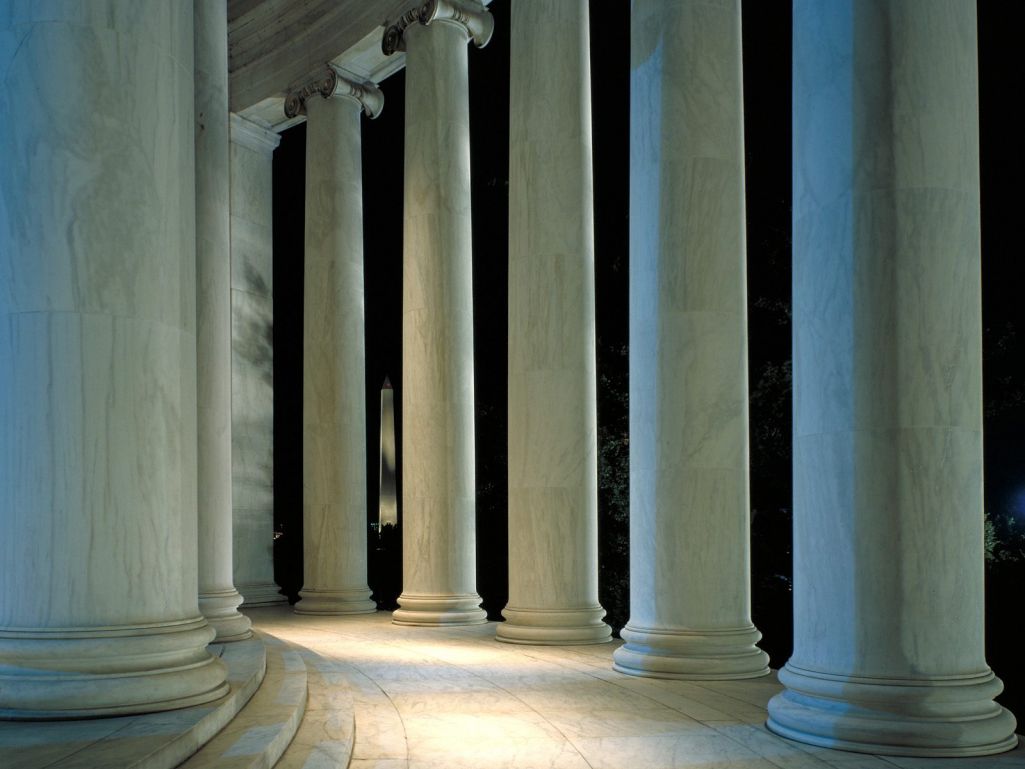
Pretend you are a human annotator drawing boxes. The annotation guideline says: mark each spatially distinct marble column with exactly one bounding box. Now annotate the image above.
[498,0,611,645]
[229,114,284,606]
[0,1,228,716]
[766,1,1017,756]
[382,0,492,626]
[288,70,381,615]
[195,0,252,643]
[612,0,767,679]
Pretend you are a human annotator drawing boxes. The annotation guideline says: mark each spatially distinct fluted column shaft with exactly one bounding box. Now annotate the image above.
[766,1,1017,756]
[229,115,284,607]
[612,0,767,679]
[392,9,487,626]
[195,0,252,642]
[499,0,610,645]
[0,0,227,716]
[297,80,377,615]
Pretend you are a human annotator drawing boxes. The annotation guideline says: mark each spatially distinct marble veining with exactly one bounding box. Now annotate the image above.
[502,0,609,645]
[768,1,1016,757]
[394,11,485,626]
[614,0,767,681]
[297,90,376,615]
[229,114,283,606]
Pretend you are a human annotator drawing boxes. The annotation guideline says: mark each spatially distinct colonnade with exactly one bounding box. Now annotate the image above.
[0,0,1016,758]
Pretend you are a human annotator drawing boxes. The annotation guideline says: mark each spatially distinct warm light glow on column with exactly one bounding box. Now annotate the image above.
[499,0,611,645]
[385,0,492,626]
[293,69,381,616]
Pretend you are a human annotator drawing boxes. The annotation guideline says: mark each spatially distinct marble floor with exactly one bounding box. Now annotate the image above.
[250,606,1025,769]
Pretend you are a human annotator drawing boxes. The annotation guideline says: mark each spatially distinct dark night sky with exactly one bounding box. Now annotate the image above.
[272,0,1025,722]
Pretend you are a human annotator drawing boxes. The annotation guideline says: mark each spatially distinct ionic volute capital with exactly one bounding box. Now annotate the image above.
[284,66,384,120]
[382,0,494,56]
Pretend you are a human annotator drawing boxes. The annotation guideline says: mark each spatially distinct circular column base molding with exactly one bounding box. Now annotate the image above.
[392,593,487,626]
[295,587,377,615]
[0,616,228,719]
[238,582,287,607]
[496,606,611,645]
[199,588,253,642]
[766,662,1019,757]
[612,623,769,680]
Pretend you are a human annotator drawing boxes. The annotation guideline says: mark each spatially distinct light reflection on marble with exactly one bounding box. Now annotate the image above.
[395,17,484,626]
[247,607,1025,769]
[502,0,609,647]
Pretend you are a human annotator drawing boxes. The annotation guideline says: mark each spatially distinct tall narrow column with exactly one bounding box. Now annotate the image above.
[767,2,1017,756]
[612,0,767,678]
[229,114,284,607]
[195,0,252,642]
[383,0,493,626]
[289,70,382,615]
[499,0,610,645]
[0,1,228,716]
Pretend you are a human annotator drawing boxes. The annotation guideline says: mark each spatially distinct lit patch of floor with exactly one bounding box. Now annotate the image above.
[249,606,1025,769]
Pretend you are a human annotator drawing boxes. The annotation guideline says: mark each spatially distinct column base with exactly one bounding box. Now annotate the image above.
[497,605,611,645]
[199,588,253,642]
[0,616,228,719]
[392,593,486,626]
[238,582,287,607]
[612,623,769,680]
[766,662,1019,757]
[295,587,377,615]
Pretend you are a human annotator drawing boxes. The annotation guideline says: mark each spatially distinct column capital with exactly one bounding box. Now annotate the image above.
[382,0,494,56]
[283,67,384,120]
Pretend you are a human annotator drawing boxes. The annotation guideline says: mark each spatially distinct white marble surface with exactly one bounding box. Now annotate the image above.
[615,0,766,680]
[298,87,376,615]
[395,18,485,626]
[768,0,1017,757]
[195,0,251,643]
[229,114,283,606]
[0,636,266,769]
[247,607,1025,769]
[501,0,609,645]
[0,0,227,716]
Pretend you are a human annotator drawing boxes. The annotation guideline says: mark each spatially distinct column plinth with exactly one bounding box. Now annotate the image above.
[766,1,1016,756]
[613,626,766,680]
[385,2,490,627]
[499,0,610,647]
[292,70,379,616]
[0,619,224,719]
[770,665,1015,757]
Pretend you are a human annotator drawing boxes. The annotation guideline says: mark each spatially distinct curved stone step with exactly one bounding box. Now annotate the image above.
[271,648,357,769]
[0,635,267,769]
[179,633,307,769]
